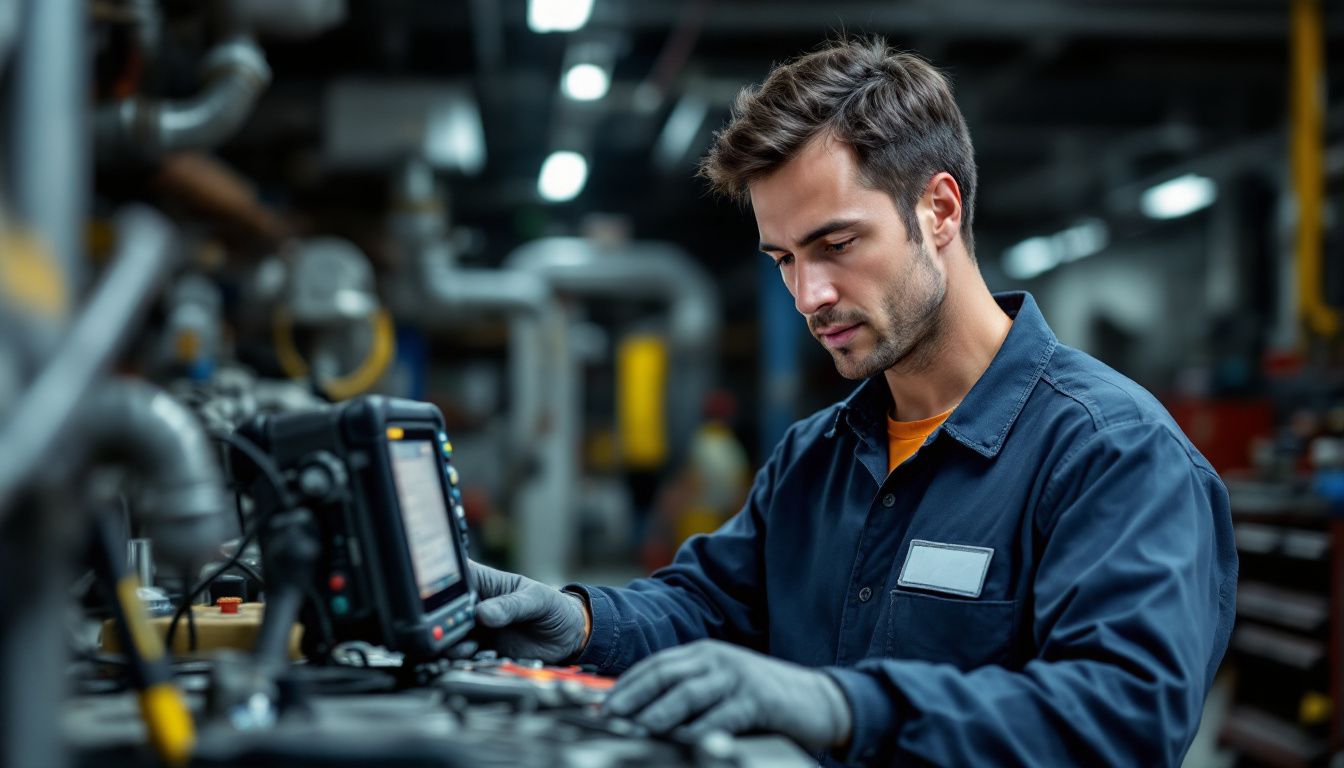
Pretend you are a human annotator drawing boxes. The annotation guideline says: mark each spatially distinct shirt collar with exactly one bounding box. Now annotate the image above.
[827,291,1057,458]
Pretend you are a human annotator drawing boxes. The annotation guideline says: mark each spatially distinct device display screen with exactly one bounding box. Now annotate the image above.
[387,439,462,603]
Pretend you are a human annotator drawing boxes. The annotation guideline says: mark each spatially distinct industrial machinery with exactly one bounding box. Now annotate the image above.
[0,1,786,764]
[56,393,806,768]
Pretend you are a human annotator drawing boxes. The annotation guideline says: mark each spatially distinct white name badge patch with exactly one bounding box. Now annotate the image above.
[897,540,995,598]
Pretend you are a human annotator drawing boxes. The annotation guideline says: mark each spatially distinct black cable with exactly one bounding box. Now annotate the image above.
[165,524,259,652]
[232,479,248,536]
[302,581,337,659]
[166,430,290,653]
[209,429,293,512]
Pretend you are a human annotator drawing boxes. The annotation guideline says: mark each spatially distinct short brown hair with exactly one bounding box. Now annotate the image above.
[700,37,977,252]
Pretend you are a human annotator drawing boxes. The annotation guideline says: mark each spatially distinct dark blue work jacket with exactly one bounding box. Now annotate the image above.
[571,292,1237,766]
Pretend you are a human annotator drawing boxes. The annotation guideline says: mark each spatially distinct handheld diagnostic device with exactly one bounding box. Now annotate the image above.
[235,396,475,660]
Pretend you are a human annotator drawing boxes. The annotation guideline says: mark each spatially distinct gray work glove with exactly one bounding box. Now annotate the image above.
[469,561,590,664]
[603,639,853,752]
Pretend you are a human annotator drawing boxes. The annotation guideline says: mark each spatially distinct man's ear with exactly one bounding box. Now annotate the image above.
[922,172,963,250]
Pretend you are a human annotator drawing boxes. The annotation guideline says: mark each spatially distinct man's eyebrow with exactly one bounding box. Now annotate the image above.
[758,218,862,253]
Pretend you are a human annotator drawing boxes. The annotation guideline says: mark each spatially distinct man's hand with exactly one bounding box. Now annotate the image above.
[603,639,852,751]
[469,561,591,664]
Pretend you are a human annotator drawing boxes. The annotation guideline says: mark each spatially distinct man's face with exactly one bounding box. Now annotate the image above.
[750,135,947,379]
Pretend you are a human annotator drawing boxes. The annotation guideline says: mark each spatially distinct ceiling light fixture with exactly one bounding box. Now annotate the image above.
[1002,219,1109,280]
[562,63,610,101]
[538,151,588,202]
[528,0,594,33]
[1140,173,1217,219]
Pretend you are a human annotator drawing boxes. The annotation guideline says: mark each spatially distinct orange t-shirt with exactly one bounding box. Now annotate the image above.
[887,408,954,475]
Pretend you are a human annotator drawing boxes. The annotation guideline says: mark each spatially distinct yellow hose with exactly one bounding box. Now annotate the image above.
[273,307,396,401]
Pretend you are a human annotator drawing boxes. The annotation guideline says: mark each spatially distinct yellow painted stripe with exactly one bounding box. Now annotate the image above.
[1291,0,1338,338]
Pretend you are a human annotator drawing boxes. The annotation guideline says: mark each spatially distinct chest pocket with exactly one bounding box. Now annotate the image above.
[886,590,1020,670]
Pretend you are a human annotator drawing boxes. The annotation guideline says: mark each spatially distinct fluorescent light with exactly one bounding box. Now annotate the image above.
[538,151,588,202]
[528,0,593,33]
[1002,219,1109,280]
[1003,236,1058,280]
[1140,173,1217,219]
[1055,218,1108,263]
[562,63,610,101]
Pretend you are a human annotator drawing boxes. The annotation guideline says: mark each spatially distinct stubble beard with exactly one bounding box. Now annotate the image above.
[824,241,947,380]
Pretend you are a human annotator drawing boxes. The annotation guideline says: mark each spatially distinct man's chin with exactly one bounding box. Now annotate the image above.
[829,349,880,380]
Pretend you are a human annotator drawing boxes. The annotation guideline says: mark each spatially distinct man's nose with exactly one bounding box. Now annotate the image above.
[792,260,838,317]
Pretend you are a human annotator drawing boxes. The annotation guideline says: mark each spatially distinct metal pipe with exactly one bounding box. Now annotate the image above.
[504,236,720,454]
[504,237,720,583]
[388,160,572,580]
[504,237,718,350]
[0,1,22,79]
[387,160,554,458]
[95,36,272,157]
[82,379,230,566]
[127,0,161,66]
[0,206,177,520]
[414,246,551,318]
[395,255,567,582]
[0,507,68,768]
[7,0,88,299]
[227,0,346,39]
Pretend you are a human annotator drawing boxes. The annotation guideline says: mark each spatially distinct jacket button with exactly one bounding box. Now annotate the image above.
[881,493,896,508]
[858,587,872,602]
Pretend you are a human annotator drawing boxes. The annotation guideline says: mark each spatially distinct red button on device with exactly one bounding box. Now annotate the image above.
[432,626,444,641]
[328,573,347,592]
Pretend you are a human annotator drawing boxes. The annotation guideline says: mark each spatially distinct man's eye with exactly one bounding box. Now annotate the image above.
[773,254,794,269]
[825,239,855,253]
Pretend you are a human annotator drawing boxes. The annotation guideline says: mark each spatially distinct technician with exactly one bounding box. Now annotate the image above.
[468,37,1237,766]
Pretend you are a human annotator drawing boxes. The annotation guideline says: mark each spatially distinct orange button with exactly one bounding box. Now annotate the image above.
[217,597,242,614]
[432,625,444,641]
[328,572,347,592]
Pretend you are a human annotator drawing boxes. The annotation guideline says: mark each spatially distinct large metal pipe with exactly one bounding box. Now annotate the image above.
[387,160,576,581]
[81,379,230,566]
[504,236,720,456]
[503,237,719,583]
[0,505,68,768]
[127,0,162,66]
[94,0,347,158]
[7,0,88,299]
[227,0,347,39]
[395,256,570,583]
[95,35,272,158]
[387,160,555,459]
[0,206,177,520]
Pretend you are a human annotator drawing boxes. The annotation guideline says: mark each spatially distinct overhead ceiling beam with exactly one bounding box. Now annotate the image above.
[563,2,1340,41]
